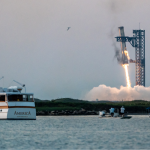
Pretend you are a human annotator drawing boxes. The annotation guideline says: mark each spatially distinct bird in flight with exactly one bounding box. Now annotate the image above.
[67,27,71,31]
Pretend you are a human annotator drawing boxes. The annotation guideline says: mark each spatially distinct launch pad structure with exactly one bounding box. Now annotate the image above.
[115,27,145,86]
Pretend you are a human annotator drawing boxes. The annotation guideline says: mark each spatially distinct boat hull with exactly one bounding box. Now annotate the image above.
[0,108,36,120]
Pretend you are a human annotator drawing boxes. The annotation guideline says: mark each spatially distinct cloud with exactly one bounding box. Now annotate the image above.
[84,84,150,101]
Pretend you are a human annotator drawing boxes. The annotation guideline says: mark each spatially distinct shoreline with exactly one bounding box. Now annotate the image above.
[36,113,149,116]
[127,113,149,115]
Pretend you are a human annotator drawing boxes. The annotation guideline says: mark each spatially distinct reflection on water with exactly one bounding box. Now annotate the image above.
[0,115,150,149]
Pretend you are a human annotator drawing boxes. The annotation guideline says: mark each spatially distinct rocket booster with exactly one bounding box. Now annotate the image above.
[118,27,128,64]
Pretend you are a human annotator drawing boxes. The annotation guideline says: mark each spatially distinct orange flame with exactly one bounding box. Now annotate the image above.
[122,50,131,88]
[122,64,131,88]
[124,50,130,60]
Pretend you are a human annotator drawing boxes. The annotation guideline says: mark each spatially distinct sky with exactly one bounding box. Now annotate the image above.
[0,0,150,100]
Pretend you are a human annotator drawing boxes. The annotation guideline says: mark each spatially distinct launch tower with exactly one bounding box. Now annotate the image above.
[115,28,145,86]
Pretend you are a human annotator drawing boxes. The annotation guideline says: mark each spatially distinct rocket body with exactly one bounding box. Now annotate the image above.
[118,27,129,64]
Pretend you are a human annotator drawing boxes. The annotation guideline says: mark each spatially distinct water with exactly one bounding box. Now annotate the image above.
[0,115,150,149]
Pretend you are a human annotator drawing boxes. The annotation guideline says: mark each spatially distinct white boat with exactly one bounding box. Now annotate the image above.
[0,86,36,120]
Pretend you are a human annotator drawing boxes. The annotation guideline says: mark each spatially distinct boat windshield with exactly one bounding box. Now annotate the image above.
[8,94,34,102]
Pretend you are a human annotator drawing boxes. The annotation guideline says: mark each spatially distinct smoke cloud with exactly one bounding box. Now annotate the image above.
[109,28,122,65]
[112,42,122,64]
[84,85,150,101]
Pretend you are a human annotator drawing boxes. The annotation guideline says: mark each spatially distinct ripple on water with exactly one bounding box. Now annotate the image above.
[0,115,150,149]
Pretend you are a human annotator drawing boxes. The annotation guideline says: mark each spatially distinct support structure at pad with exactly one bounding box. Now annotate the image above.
[133,30,145,86]
[115,28,145,86]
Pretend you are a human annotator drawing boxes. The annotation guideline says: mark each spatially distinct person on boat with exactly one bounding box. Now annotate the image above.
[120,106,125,117]
[109,107,114,117]
[113,108,119,117]
[99,111,105,117]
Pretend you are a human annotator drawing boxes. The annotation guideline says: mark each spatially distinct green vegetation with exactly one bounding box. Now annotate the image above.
[35,98,150,113]
[36,107,80,112]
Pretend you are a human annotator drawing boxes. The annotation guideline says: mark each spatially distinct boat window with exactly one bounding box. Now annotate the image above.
[0,95,5,101]
[28,95,33,102]
[8,95,23,101]
[8,95,33,102]
[23,95,27,101]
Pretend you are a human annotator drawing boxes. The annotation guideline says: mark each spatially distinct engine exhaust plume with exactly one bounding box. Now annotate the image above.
[122,50,131,88]
[84,85,150,101]
[122,64,131,88]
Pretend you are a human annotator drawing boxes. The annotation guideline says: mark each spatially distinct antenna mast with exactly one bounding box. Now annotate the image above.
[13,80,26,93]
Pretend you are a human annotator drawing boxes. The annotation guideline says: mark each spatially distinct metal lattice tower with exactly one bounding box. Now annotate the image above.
[133,30,145,86]
[115,28,145,87]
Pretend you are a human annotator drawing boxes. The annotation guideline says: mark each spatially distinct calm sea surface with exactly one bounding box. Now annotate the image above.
[0,115,150,149]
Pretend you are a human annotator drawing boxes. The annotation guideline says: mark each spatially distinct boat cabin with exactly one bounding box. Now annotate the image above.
[0,86,34,102]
